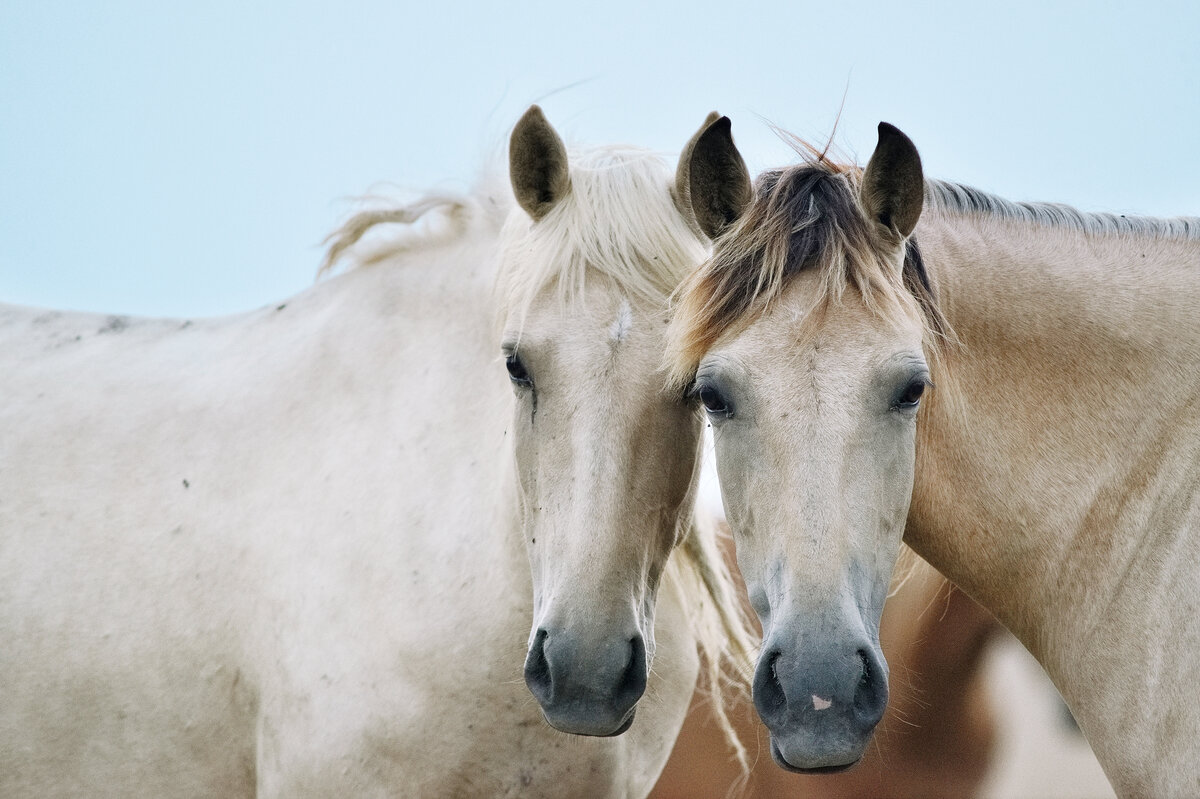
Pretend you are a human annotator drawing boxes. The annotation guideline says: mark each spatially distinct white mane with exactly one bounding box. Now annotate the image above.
[319,173,512,277]
[495,145,707,330]
[321,147,706,315]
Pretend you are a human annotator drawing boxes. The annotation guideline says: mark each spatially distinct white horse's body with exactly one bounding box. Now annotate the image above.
[0,186,703,796]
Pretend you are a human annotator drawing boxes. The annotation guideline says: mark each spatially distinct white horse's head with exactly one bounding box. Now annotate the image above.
[497,106,737,736]
[667,124,942,770]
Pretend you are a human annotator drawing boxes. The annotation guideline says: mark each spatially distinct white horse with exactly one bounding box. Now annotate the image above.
[666,120,1199,797]
[0,108,749,798]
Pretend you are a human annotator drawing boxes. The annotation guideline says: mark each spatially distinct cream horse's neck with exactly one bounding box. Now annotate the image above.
[908,213,1200,797]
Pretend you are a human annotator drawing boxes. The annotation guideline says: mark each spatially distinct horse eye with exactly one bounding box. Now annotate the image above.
[895,379,926,409]
[505,353,532,387]
[697,384,731,418]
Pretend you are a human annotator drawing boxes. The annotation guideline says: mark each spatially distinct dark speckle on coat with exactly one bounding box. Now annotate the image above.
[98,316,130,334]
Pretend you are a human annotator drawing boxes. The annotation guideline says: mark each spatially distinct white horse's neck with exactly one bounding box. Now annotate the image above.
[908,213,1200,795]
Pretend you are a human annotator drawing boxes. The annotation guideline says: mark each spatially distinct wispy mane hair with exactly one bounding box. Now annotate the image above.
[495,146,706,334]
[667,144,944,390]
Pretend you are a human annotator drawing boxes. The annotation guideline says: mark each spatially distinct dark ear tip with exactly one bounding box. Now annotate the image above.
[519,104,547,123]
[877,121,918,150]
[877,121,903,139]
[698,116,733,145]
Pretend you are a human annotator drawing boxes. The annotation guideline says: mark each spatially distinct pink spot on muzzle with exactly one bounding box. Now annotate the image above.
[812,695,833,711]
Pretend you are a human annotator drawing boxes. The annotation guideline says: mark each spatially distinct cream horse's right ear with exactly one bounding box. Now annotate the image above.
[675,113,752,240]
[510,105,570,221]
[860,122,924,242]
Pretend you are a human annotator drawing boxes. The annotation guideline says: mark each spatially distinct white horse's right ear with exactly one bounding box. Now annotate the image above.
[675,113,752,240]
[510,105,570,221]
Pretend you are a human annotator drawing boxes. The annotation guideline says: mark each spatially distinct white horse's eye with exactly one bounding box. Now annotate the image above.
[505,353,533,387]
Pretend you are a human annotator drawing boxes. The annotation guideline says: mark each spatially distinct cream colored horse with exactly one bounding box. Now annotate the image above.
[0,108,749,798]
[667,119,1199,797]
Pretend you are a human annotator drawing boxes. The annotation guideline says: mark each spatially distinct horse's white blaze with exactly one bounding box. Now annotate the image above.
[609,298,634,344]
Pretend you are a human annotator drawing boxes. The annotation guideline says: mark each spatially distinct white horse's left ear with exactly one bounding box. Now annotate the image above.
[510,105,571,221]
[860,122,924,240]
[675,113,752,240]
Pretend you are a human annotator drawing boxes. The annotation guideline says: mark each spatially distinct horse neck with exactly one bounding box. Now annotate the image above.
[906,212,1200,784]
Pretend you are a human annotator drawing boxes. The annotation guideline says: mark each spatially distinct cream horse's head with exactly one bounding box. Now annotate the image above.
[499,107,738,736]
[668,123,938,770]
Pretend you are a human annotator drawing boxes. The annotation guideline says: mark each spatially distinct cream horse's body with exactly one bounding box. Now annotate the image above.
[908,211,1199,797]
[0,116,746,797]
[667,122,1199,797]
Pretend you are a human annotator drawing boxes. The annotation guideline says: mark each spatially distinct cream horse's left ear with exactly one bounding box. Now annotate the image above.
[860,122,924,241]
[510,105,571,221]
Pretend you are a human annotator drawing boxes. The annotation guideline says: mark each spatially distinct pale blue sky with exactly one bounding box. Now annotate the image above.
[3,1,1197,317]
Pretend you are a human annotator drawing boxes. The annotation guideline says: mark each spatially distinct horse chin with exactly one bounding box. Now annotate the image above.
[769,737,863,775]
[596,708,636,738]
[541,706,636,738]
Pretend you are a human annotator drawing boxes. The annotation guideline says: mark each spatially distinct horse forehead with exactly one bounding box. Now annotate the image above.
[537,293,664,353]
[731,288,920,377]
[722,310,894,386]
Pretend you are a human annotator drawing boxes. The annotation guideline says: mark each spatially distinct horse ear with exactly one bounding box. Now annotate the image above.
[509,105,570,221]
[860,122,924,240]
[673,111,720,226]
[676,114,752,239]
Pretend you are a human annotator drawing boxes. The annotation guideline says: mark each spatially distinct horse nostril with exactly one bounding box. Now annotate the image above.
[753,648,787,723]
[853,648,888,727]
[614,634,647,706]
[524,628,552,704]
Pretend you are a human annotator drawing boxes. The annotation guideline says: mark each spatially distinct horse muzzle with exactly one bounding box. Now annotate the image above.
[523,626,648,737]
[752,630,889,772]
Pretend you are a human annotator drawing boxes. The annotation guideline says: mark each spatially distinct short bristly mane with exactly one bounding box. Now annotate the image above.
[667,151,943,391]
[495,145,707,333]
[926,179,1200,239]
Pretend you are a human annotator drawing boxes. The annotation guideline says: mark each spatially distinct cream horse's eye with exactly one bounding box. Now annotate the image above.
[697,384,731,418]
[505,353,533,387]
[894,379,927,410]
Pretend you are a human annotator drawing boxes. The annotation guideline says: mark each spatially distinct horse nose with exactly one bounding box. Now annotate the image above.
[523,627,647,737]
[752,636,888,772]
[754,643,887,727]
